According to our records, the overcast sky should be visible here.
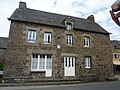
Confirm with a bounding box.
[0,0,120,40]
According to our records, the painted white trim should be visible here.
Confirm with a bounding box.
[31,54,52,77]
[64,56,75,76]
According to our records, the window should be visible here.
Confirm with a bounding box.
[31,54,52,71]
[113,53,117,59]
[44,32,51,44]
[84,36,90,47]
[27,30,36,43]
[84,56,91,69]
[66,23,72,30]
[46,55,52,69]
[66,34,73,45]
[31,55,38,69]
[118,53,120,59]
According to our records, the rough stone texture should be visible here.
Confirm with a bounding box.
[0,37,8,64]
[111,40,120,74]
[4,20,114,82]
[0,49,6,64]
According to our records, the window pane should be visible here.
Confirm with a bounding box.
[44,33,48,43]
[84,37,90,47]
[64,57,67,67]
[31,55,38,70]
[69,57,71,67]
[44,33,51,44]
[113,53,117,59]
[46,55,52,69]
[72,57,74,67]
[28,30,36,43]
[66,35,72,45]
[85,56,91,68]
[39,55,45,69]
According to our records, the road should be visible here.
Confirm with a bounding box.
[1,81,120,90]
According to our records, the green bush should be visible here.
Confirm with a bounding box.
[0,64,4,71]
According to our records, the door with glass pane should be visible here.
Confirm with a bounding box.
[64,57,75,76]
[46,55,52,77]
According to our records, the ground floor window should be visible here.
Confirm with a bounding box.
[31,54,52,71]
[84,56,91,69]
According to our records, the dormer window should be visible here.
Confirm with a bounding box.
[64,17,74,31]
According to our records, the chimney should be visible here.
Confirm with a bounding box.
[19,1,27,9]
[87,15,95,22]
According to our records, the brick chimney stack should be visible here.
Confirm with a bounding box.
[19,1,27,9]
[87,15,95,22]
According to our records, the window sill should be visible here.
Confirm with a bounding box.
[85,67,91,69]
[84,46,90,47]
[67,45,73,47]
[44,43,51,44]
[28,41,36,43]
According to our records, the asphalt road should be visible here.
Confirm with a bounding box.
[1,81,120,90]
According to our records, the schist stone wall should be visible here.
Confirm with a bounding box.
[4,21,114,82]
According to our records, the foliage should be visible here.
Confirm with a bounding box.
[0,64,4,71]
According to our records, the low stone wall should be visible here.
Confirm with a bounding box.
[81,74,99,82]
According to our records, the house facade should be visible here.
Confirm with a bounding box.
[111,40,120,74]
[3,2,114,83]
[0,37,8,75]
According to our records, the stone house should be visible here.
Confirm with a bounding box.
[3,2,114,83]
[0,37,8,75]
[111,40,120,75]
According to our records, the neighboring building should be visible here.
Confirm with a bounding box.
[3,2,114,83]
[111,40,120,75]
[0,37,8,64]
[0,37,8,75]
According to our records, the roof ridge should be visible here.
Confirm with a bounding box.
[24,7,86,21]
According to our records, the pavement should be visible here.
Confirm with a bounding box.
[0,75,119,87]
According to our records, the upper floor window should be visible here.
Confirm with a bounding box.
[113,53,117,59]
[84,56,91,69]
[27,30,36,43]
[118,53,120,59]
[44,32,51,44]
[66,34,73,45]
[66,23,72,30]
[84,36,90,47]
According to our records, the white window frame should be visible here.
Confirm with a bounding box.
[27,30,36,43]
[113,53,117,59]
[66,34,73,45]
[44,32,51,44]
[84,36,90,47]
[85,56,91,69]
[31,54,52,71]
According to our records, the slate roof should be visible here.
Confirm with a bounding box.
[0,37,8,49]
[8,8,110,34]
[111,40,120,49]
